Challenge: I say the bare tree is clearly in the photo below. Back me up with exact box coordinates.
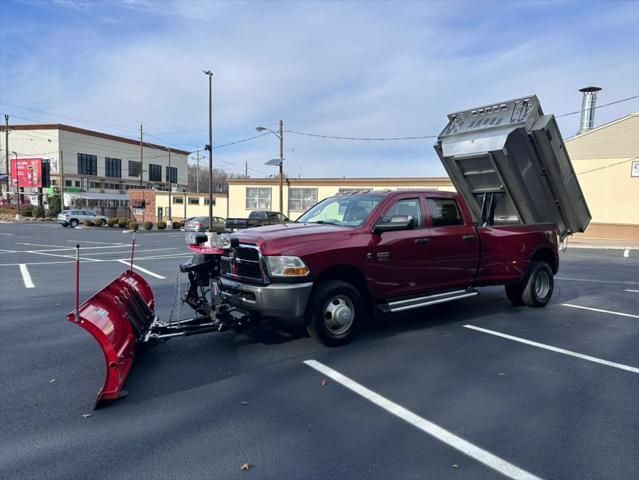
[187,165,243,193]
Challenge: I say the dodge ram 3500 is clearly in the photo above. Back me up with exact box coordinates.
[218,94,591,346]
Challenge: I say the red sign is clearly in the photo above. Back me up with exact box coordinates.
[11,158,43,188]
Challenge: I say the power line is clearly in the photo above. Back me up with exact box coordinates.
[556,95,639,118]
[212,132,271,150]
[286,130,437,141]
[576,157,638,175]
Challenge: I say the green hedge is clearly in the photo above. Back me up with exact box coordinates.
[143,221,154,230]
[83,219,94,227]
[128,221,139,231]
[157,221,167,230]
[107,218,118,227]
[118,218,129,228]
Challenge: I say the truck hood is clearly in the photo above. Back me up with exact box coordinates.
[228,222,356,254]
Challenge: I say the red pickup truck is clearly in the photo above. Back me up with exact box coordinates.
[219,190,559,345]
[219,95,592,346]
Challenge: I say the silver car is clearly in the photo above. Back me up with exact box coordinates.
[58,209,108,228]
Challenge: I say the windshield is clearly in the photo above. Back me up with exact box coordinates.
[297,195,383,227]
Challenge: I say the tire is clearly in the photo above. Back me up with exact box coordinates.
[505,282,525,306]
[305,280,363,346]
[522,261,554,307]
[69,219,79,228]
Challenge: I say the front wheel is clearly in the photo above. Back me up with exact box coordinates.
[305,280,363,346]
[69,219,79,228]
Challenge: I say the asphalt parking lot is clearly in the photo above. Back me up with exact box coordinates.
[1,222,637,480]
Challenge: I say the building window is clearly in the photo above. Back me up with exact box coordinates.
[173,197,184,204]
[65,180,73,187]
[75,181,80,187]
[246,187,271,210]
[289,188,318,212]
[166,166,177,184]
[89,182,101,189]
[104,182,120,190]
[188,197,199,205]
[149,163,162,182]
[338,188,371,194]
[128,161,141,177]
[204,198,216,206]
[77,153,97,176]
[105,157,122,178]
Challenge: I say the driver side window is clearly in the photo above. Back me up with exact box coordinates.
[382,198,422,228]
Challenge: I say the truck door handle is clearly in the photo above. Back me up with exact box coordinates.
[462,235,476,241]
[415,238,430,245]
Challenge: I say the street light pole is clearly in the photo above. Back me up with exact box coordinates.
[278,119,284,214]
[256,120,285,214]
[203,69,214,232]
[4,115,9,198]
[167,147,172,223]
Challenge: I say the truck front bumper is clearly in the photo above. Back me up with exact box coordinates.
[219,277,313,318]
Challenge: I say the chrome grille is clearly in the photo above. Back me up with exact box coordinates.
[220,244,265,283]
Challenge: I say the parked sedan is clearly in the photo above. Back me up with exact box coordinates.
[183,216,226,233]
[58,209,108,227]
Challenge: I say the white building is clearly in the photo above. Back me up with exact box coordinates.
[0,123,190,208]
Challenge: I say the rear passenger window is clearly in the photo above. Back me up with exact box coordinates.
[428,199,464,227]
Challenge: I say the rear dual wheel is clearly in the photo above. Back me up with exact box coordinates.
[305,280,362,346]
[505,261,554,307]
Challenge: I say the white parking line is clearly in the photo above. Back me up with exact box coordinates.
[463,325,639,374]
[19,264,35,288]
[556,276,639,286]
[304,360,542,480]
[625,289,639,293]
[561,303,639,319]
[116,260,166,279]
[67,240,127,245]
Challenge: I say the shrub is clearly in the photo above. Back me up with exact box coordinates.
[107,218,118,227]
[172,221,181,230]
[33,205,46,218]
[83,219,94,227]
[22,207,33,217]
[128,221,139,231]
[157,221,167,230]
[94,218,105,227]
[48,195,62,217]
[118,218,129,228]
[143,221,154,230]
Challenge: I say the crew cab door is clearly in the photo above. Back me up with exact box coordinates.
[366,195,430,298]
[422,196,479,290]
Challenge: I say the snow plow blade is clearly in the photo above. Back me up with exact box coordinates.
[68,270,155,407]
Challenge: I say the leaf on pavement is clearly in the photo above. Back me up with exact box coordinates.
[320,378,328,387]
[240,463,253,471]
[82,413,92,419]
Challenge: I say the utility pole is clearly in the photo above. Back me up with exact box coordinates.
[167,147,172,223]
[196,148,200,193]
[203,69,214,232]
[4,115,9,200]
[245,161,248,179]
[59,150,65,211]
[139,124,143,187]
[279,119,284,214]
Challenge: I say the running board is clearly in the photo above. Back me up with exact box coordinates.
[378,289,478,313]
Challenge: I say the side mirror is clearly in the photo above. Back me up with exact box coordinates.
[373,215,414,234]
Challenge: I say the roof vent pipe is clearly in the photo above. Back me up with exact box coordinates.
[577,86,602,134]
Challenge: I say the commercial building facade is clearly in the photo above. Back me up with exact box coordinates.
[129,190,228,223]
[227,177,455,219]
[0,123,190,211]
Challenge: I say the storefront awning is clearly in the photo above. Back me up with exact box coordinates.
[64,192,129,201]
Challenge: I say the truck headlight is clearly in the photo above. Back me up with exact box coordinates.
[211,234,230,249]
[265,256,310,277]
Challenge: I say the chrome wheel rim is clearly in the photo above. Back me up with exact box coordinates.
[323,295,355,335]
[534,271,551,299]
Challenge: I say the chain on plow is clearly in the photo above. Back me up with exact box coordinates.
[167,267,186,324]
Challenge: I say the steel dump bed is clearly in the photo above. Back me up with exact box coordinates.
[434,95,591,239]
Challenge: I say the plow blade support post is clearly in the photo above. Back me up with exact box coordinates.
[68,270,155,407]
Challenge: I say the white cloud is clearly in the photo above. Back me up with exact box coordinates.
[1,0,638,178]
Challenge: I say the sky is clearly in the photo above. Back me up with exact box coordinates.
[1,0,638,179]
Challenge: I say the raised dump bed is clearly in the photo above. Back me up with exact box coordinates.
[434,95,591,239]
